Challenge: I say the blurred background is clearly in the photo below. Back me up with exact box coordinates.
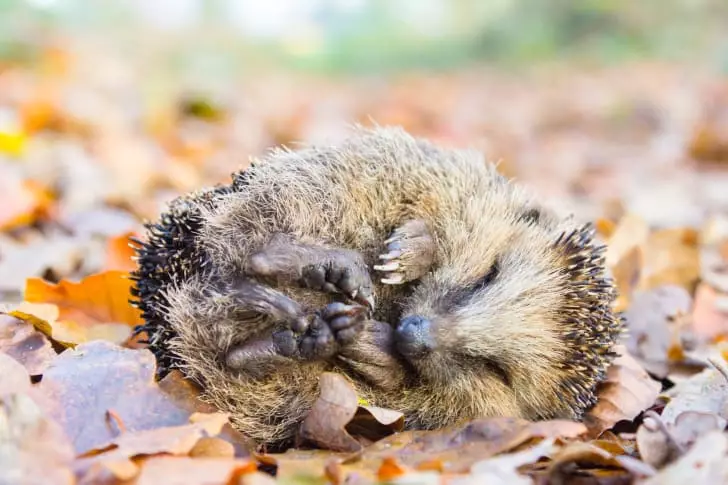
[2,0,728,301]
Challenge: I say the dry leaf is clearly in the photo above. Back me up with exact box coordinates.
[377,456,409,481]
[692,283,728,341]
[641,431,728,484]
[0,392,75,485]
[606,213,649,268]
[623,285,693,378]
[130,456,257,485]
[10,270,143,347]
[0,352,32,396]
[0,173,53,231]
[460,438,557,485]
[104,231,140,272]
[640,228,700,291]
[0,313,57,376]
[585,346,661,435]
[299,372,362,452]
[75,412,232,481]
[34,340,222,454]
[659,362,728,428]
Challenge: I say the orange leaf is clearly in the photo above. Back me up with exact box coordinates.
[9,272,143,347]
[377,457,408,481]
[0,177,53,230]
[104,232,139,272]
[24,271,142,328]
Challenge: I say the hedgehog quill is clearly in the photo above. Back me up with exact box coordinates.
[131,126,624,448]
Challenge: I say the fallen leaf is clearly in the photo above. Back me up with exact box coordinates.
[0,313,57,375]
[12,302,133,347]
[299,372,362,452]
[463,438,557,485]
[0,352,32,396]
[104,231,139,272]
[692,283,728,341]
[10,270,143,347]
[659,360,728,428]
[640,228,700,291]
[623,285,693,378]
[34,340,223,454]
[606,213,649,268]
[0,174,53,231]
[612,245,643,312]
[129,456,256,485]
[0,392,75,485]
[75,412,232,481]
[354,417,585,475]
[641,431,728,484]
[344,405,405,444]
[377,456,409,482]
[585,346,662,436]
[189,437,235,458]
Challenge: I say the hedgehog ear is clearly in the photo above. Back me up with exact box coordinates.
[518,208,541,225]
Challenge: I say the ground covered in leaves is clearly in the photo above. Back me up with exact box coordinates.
[3,47,728,484]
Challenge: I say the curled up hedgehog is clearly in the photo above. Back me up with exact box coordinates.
[131,126,624,449]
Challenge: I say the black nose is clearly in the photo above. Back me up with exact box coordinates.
[395,315,435,359]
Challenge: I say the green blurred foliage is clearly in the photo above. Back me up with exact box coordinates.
[1,0,728,74]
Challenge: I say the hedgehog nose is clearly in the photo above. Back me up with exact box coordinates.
[395,315,436,359]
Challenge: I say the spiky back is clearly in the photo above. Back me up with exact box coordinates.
[130,184,234,377]
[553,223,625,414]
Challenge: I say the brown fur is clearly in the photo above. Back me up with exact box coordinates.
[134,125,623,448]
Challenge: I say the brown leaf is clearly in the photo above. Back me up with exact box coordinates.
[345,405,405,444]
[660,361,728,428]
[0,352,32,396]
[355,417,585,475]
[0,392,75,485]
[468,438,557,485]
[623,285,693,378]
[0,173,53,231]
[10,270,143,347]
[640,228,700,291]
[0,313,57,376]
[612,245,643,312]
[585,346,661,435]
[34,340,222,454]
[605,213,649,269]
[75,412,232,481]
[130,456,257,485]
[692,283,728,341]
[641,431,728,484]
[189,437,236,458]
[299,372,361,452]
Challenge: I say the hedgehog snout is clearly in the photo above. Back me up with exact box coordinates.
[395,315,437,360]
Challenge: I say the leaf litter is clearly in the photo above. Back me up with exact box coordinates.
[2,47,728,484]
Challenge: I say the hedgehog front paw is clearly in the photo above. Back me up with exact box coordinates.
[375,219,435,285]
[300,254,375,309]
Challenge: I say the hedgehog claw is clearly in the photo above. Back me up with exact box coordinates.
[376,219,436,285]
[381,274,405,285]
[373,261,400,272]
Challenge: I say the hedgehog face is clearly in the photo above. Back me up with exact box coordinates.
[393,220,615,397]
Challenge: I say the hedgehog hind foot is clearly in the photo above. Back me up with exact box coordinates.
[227,301,369,369]
[375,219,436,285]
[246,233,375,308]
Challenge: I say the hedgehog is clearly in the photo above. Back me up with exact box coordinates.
[131,125,623,449]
